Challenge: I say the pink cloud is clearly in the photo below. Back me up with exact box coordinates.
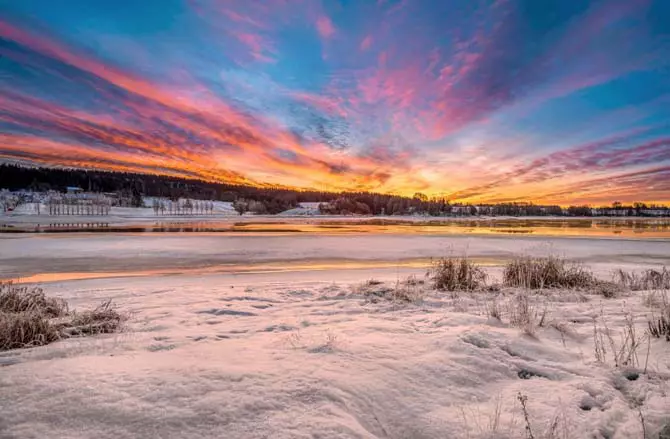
[316,16,335,39]
[289,91,348,117]
[360,35,372,51]
[232,31,275,62]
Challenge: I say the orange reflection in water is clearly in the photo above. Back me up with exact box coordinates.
[4,257,504,285]
[4,218,670,238]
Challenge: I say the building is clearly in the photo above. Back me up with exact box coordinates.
[66,186,83,194]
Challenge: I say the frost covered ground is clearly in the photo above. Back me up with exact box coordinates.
[1,231,669,439]
[1,270,669,439]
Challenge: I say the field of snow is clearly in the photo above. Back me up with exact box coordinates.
[1,230,669,438]
[1,270,669,438]
[1,199,240,223]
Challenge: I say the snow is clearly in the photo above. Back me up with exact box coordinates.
[0,271,669,438]
[278,202,321,216]
[1,229,669,438]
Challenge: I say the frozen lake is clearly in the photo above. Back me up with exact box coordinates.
[2,224,670,284]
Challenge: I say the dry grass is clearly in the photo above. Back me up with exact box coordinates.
[614,267,670,291]
[0,311,60,351]
[360,276,425,303]
[431,257,487,292]
[0,282,125,351]
[648,315,670,341]
[594,281,624,298]
[508,293,549,337]
[593,313,646,368]
[646,291,670,341]
[390,275,426,303]
[486,296,503,321]
[503,256,594,290]
[61,299,125,336]
[0,282,68,317]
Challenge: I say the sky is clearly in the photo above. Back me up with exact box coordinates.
[0,0,669,205]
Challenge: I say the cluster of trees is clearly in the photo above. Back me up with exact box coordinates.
[317,198,566,216]
[232,197,298,215]
[319,193,452,215]
[151,199,215,216]
[477,204,563,216]
[45,195,111,216]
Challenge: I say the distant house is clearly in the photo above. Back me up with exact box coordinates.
[451,205,475,215]
[66,186,83,194]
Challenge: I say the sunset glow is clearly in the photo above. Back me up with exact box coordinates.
[1,0,669,204]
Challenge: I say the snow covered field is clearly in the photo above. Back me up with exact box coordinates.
[1,231,669,438]
[1,272,669,438]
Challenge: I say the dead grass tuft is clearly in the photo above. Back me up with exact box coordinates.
[593,313,645,368]
[648,315,670,341]
[0,282,125,351]
[431,257,487,292]
[508,293,549,337]
[646,291,670,341]
[361,276,425,303]
[0,282,68,317]
[614,267,670,291]
[0,311,60,351]
[594,281,624,299]
[61,299,125,336]
[503,256,594,290]
[392,278,425,303]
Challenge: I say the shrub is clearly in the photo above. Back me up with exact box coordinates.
[431,257,486,291]
[503,256,594,290]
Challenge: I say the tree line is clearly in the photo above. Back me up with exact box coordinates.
[1,164,668,217]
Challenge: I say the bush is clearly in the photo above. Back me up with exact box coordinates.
[503,256,594,289]
[0,282,125,351]
[431,257,486,291]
